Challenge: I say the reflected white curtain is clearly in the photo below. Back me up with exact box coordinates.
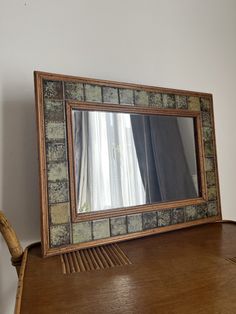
[73,111,145,212]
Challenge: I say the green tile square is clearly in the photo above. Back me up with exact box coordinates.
[162,94,176,108]
[171,208,185,224]
[201,112,212,127]
[43,80,63,99]
[44,100,65,122]
[46,141,67,162]
[204,141,214,157]
[203,127,213,142]
[134,90,149,106]
[157,210,171,227]
[185,206,197,221]
[50,203,70,224]
[142,212,157,230]
[205,158,215,172]
[110,216,127,236]
[72,221,92,243]
[103,87,119,104]
[196,203,208,219]
[47,162,68,182]
[200,98,211,112]
[206,171,216,187]
[127,214,142,233]
[175,95,188,109]
[48,181,69,204]
[50,224,70,247]
[119,89,134,105]
[208,186,217,201]
[93,219,110,239]
[149,92,162,108]
[85,84,102,102]
[45,122,66,141]
[65,82,84,100]
[207,201,218,217]
[188,96,200,111]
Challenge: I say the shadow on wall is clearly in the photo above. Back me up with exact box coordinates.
[1,80,41,242]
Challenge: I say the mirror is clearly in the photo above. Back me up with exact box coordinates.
[35,71,220,256]
[72,110,200,214]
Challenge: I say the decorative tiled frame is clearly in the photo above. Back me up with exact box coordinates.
[34,71,222,257]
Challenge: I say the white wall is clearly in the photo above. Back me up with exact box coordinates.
[0,0,236,313]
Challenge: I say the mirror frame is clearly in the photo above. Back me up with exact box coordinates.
[34,71,221,257]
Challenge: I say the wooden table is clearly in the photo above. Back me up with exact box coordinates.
[16,222,236,314]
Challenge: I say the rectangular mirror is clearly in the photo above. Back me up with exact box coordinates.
[35,71,221,257]
[72,110,200,214]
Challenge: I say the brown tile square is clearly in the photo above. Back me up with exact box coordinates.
[43,80,63,99]
[50,203,70,224]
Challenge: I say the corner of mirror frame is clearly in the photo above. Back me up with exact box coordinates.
[34,71,222,257]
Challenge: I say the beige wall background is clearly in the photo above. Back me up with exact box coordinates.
[1,0,236,313]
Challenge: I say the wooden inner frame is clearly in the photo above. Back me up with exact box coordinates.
[66,102,207,222]
[34,71,222,257]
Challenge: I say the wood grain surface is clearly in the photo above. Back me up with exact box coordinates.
[17,222,236,314]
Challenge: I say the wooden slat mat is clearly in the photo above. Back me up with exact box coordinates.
[60,243,132,274]
[225,257,236,265]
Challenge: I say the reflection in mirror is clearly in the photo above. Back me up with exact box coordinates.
[72,110,199,213]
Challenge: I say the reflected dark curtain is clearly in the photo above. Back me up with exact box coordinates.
[131,115,197,203]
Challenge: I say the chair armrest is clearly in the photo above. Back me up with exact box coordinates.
[0,211,23,275]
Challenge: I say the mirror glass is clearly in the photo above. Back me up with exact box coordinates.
[72,110,200,213]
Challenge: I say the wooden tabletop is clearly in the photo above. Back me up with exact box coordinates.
[17,222,236,314]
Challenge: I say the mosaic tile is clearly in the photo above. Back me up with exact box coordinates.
[72,221,92,243]
[203,127,213,142]
[196,203,208,219]
[85,84,102,102]
[47,162,68,182]
[162,94,176,108]
[50,202,70,225]
[206,171,216,187]
[45,122,65,141]
[127,214,142,233]
[157,210,171,227]
[44,100,64,122]
[93,219,110,240]
[134,90,149,106]
[103,87,119,104]
[171,208,185,224]
[205,158,215,172]
[65,82,84,100]
[119,89,134,105]
[185,206,197,221]
[43,80,63,99]
[48,181,69,204]
[46,142,67,162]
[188,96,200,111]
[200,98,211,112]
[110,216,127,236]
[142,212,157,230]
[175,95,188,109]
[207,201,218,217]
[204,141,214,157]
[208,186,217,201]
[201,111,211,127]
[149,92,162,107]
[50,224,70,247]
